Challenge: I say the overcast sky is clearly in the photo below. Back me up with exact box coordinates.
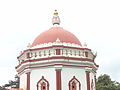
[0,0,120,86]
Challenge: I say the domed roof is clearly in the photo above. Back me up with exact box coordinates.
[32,10,81,47]
[32,27,81,46]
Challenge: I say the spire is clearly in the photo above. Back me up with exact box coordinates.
[52,10,60,25]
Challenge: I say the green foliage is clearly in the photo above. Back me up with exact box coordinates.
[96,74,120,90]
[0,86,6,90]
[3,74,19,89]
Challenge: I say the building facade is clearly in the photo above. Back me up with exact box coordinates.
[16,10,98,90]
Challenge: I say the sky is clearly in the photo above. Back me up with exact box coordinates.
[0,0,120,86]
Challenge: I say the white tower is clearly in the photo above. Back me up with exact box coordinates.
[16,10,98,90]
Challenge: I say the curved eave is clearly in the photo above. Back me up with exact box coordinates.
[16,56,97,69]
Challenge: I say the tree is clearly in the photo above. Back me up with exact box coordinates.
[0,86,7,90]
[96,74,120,90]
[3,74,19,89]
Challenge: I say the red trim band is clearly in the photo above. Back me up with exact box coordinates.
[16,56,95,69]
[17,64,91,74]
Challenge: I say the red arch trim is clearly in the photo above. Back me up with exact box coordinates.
[36,76,49,90]
[68,76,81,90]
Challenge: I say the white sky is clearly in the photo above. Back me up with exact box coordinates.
[0,0,120,86]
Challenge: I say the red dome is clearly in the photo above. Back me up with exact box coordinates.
[32,27,81,46]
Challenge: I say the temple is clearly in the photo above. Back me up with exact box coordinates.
[16,10,98,90]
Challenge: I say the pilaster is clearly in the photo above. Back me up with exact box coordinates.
[55,65,62,90]
[26,72,30,90]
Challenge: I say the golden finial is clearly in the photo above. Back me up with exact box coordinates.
[54,10,58,16]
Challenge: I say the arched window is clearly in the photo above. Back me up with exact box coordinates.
[37,76,49,90]
[68,76,81,90]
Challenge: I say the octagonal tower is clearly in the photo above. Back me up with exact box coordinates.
[16,10,98,90]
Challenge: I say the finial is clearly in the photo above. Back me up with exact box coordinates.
[54,10,58,16]
[27,43,31,48]
[52,10,60,25]
[83,42,87,47]
[56,38,61,43]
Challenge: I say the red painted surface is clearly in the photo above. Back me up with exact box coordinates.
[72,82,76,90]
[53,23,60,25]
[26,72,30,90]
[86,71,90,90]
[32,27,81,46]
[56,69,62,90]
[16,56,95,69]
[41,82,46,90]
[18,77,20,89]
[68,76,81,90]
[56,49,60,55]
[37,76,49,90]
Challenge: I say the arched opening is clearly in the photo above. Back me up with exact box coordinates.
[68,76,81,90]
[37,76,49,90]
[41,82,46,90]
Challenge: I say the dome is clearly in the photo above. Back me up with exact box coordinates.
[32,27,81,46]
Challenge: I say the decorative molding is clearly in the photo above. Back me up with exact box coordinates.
[54,65,63,70]
[17,45,91,59]
[85,67,92,72]
[17,63,93,75]
[16,56,96,69]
